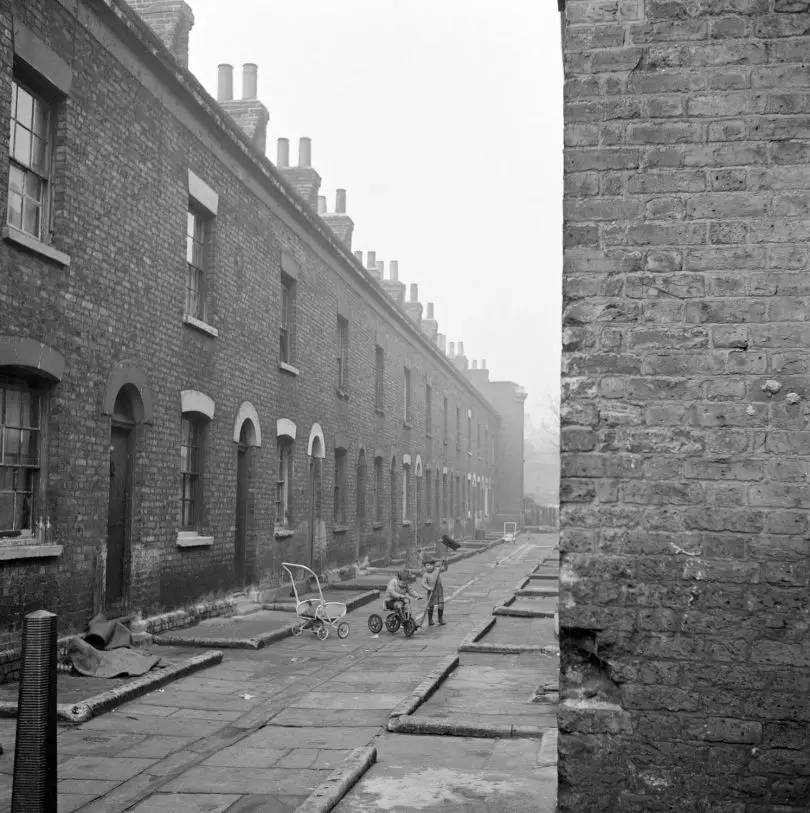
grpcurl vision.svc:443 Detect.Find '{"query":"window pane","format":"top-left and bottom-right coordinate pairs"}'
top-left (31, 134), bottom-right (49, 176)
top-left (32, 99), bottom-right (49, 139)
top-left (0, 493), bottom-right (14, 532)
top-left (12, 125), bottom-right (31, 166)
top-left (15, 87), bottom-right (33, 129)
top-left (22, 197), bottom-right (40, 238)
top-left (4, 389), bottom-right (20, 425)
top-left (25, 171), bottom-right (43, 201)
top-left (8, 164), bottom-right (25, 194)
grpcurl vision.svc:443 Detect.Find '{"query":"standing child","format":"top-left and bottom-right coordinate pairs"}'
top-left (420, 556), bottom-right (448, 626)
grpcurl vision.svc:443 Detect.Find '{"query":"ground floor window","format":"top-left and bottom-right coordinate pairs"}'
top-left (180, 414), bottom-right (205, 529)
top-left (276, 437), bottom-right (293, 526)
top-left (0, 377), bottom-right (40, 535)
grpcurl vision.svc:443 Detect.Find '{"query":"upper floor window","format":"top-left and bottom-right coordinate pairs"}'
top-left (456, 406), bottom-right (461, 450)
top-left (375, 346), bottom-right (385, 411)
top-left (8, 80), bottom-right (52, 241)
top-left (467, 412), bottom-right (472, 450)
top-left (336, 316), bottom-right (349, 391)
top-left (424, 468), bottom-right (431, 520)
top-left (0, 378), bottom-right (41, 535)
top-left (404, 367), bottom-right (412, 425)
top-left (443, 396), bottom-right (448, 443)
top-left (356, 450), bottom-right (367, 525)
top-left (425, 384), bottom-right (432, 436)
top-left (180, 414), bottom-right (205, 530)
top-left (402, 461), bottom-right (411, 521)
top-left (280, 274), bottom-right (295, 364)
top-left (185, 207), bottom-right (209, 320)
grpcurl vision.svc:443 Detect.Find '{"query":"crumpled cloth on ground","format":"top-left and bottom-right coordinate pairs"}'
top-left (68, 613), bottom-right (164, 678)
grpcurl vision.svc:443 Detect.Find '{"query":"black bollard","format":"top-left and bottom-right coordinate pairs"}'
top-left (12, 609), bottom-right (57, 813)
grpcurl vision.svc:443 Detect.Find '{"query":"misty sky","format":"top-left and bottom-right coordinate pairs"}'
top-left (186, 1), bottom-right (563, 425)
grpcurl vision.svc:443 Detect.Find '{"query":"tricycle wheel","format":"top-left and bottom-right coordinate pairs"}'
top-left (385, 613), bottom-right (401, 634)
top-left (316, 624), bottom-right (329, 640)
top-left (337, 622), bottom-right (350, 639)
top-left (367, 614), bottom-right (383, 634)
top-left (291, 621), bottom-right (304, 636)
top-left (403, 618), bottom-right (418, 638)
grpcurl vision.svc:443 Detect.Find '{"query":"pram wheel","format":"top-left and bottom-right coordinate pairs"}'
top-left (403, 618), bottom-right (417, 638)
top-left (385, 613), bottom-right (401, 634)
top-left (316, 624), bottom-right (329, 640)
top-left (367, 614), bottom-right (383, 634)
top-left (337, 622), bottom-right (350, 639)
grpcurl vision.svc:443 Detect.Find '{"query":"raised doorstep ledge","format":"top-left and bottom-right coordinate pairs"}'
top-left (279, 361), bottom-right (300, 376)
top-left (2, 226), bottom-right (71, 266)
top-left (0, 544), bottom-right (63, 561)
top-left (176, 532), bottom-right (214, 548)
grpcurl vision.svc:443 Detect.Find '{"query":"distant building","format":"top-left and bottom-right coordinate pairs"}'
top-left (0, 0), bottom-right (524, 660)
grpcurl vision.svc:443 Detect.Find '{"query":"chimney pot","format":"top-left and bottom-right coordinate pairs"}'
top-left (458, 341), bottom-right (465, 356)
top-left (277, 138), bottom-right (290, 168)
top-left (376, 261), bottom-right (385, 277)
top-left (410, 283), bottom-right (418, 302)
top-left (482, 359), bottom-right (487, 369)
top-left (242, 63), bottom-right (258, 99)
top-left (427, 302), bottom-right (434, 320)
top-left (217, 63), bottom-right (233, 102)
top-left (299, 137), bottom-right (312, 167)
top-left (335, 189), bottom-right (347, 214)
top-left (449, 342), bottom-right (456, 357)
top-left (367, 250), bottom-right (376, 270)
top-left (317, 196), bottom-right (327, 214)
top-left (390, 261), bottom-right (399, 282)
top-left (472, 360), bottom-right (478, 370)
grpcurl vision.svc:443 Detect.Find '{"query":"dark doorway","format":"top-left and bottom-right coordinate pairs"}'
top-left (106, 389), bottom-right (134, 617)
top-left (234, 422), bottom-right (252, 588)
top-left (308, 440), bottom-right (322, 569)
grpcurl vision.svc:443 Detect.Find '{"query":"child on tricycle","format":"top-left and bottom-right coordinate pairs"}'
top-left (368, 570), bottom-right (424, 637)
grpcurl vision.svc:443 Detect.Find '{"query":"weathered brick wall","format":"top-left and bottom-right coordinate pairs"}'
top-left (0, 0), bottom-right (501, 649)
top-left (560, 1), bottom-right (810, 809)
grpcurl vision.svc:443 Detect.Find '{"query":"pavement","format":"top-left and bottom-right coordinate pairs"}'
top-left (0, 531), bottom-right (559, 813)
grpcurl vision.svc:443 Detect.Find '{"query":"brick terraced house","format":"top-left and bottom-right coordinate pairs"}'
top-left (560, 0), bottom-right (810, 808)
top-left (0, 0), bottom-right (526, 661)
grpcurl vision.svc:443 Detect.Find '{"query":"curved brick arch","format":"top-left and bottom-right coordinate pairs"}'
top-left (307, 422), bottom-right (325, 458)
top-left (0, 336), bottom-right (65, 383)
top-left (233, 401), bottom-right (261, 446)
top-left (181, 389), bottom-right (215, 420)
top-left (102, 362), bottom-right (154, 424)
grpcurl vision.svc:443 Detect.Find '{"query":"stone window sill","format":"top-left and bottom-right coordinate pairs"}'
top-left (402, 520), bottom-right (413, 527)
top-left (2, 226), bottom-right (71, 266)
top-left (274, 527), bottom-right (295, 540)
top-left (279, 361), bottom-right (300, 377)
top-left (183, 314), bottom-right (219, 338)
top-left (335, 387), bottom-right (349, 401)
top-left (0, 544), bottom-right (63, 562)
top-left (424, 519), bottom-right (433, 526)
top-left (333, 525), bottom-right (348, 534)
top-left (467, 451), bottom-right (473, 457)
top-left (426, 432), bottom-right (433, 439)
top-left (372, 522), bottom-right (384, 530)
top-left (176, 531), bottom-right (213, 548)
top-left (375, 408), bottom-right (385, 417)
top-left (403, 421), bottom-right (412, 430)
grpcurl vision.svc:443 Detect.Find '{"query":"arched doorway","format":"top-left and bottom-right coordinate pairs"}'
top-left (389, 456), bottom-right (397, 557)
top-left (106, 386), bottom-right (139, 617)
top-left (307, 424), bottom-right (326, 569)
top-left (235, 420), bottom-right (255, 587)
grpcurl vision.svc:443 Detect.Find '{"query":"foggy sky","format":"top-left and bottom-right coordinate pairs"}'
top-left (186, 0), bottom-right (563, 425)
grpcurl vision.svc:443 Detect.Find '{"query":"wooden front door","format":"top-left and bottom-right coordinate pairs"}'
top-left (235, 442), bottom-right (248, 587)
top-left (106, 425), bottom-right (132, 617)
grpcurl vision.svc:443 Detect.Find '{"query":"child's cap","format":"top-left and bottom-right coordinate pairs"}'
top-left (422, 556), bottom-right (436, 565)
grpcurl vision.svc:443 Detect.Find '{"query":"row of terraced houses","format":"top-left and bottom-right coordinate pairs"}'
top-left (0, 0), bottom-right (526, 657)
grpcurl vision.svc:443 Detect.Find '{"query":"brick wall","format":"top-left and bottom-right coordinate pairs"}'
top-left (560, 0), bottom-right (810, 809)
top-left (0, 0), bottom-right (506, 651)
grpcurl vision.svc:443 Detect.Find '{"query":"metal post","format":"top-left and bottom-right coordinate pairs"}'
top-left (12, 609), bottom-right (57, 813)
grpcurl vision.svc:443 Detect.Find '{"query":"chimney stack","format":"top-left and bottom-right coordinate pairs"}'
top-left (277, 138), bottom-right (290, 168)
top-left (217, 63), bottom-right (233, 101)
top-left (472, 360), bottom-right (478, 370)
top-left (404, 283), bottom-right (423, 327)
top-left (354, 250), bottom-right (363, 265)
top-left (381, 260), bottom-right (406, 307)
top-left (436, 333), bottom-right (446, 354)
top-left (482, 359), bottom-right (487, 369)
top-left (277, 136), bottom-right (321, 208)
top-left (454, 341), bottom-right (469, 371)
top-left (367, 253), bottom-right (380, 281)
top-left (129, 0), bottom-right (195, 68)
top-left (448, 342), bottom-right (456, 357)
top-left (322, 188), bottom-right (354, 249)
top-left (463, 356), bottom-right (490, 387)
top-left (421, 300), bottom-right (438, 341)
top-left (218, 63), bottom-right (269, 154)
top-left (242, 63), bottom-right (257, 99)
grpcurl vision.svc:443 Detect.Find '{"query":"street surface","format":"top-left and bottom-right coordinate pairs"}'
top-left (0, 533), bottom-right (558, 813)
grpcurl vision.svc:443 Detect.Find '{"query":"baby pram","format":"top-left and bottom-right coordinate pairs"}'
top-left (282, 562), bottom-right (350, 641)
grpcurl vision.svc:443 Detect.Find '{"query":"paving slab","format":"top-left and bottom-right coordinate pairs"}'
top-left (477, 616), bottom-right (556, 646)
top-left (333, 733), bottom-right (556, 813)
